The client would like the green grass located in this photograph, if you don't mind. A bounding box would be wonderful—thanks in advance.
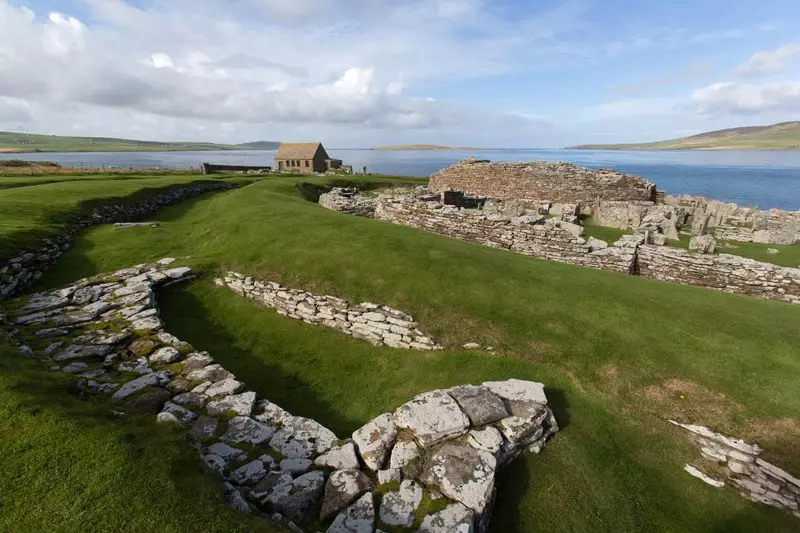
[0,130,279,153]
[716,240,800,268]
[570,121,800,150]
[0,334,279,532]
[3,174,800,531]
[580,215,631,243]
[0,174,244,262]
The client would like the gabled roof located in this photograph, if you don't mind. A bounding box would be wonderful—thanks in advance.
[275,142,327,160]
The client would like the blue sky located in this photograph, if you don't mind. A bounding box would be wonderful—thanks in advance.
[1,0,799,147]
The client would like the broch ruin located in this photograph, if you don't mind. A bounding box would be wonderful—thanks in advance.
[1,259,558,532]
[1,167,799,529]
[319,159,800,305]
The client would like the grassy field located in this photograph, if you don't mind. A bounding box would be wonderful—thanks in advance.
[716,240,800,268]
[4,174,797,531]
[0,131,279,153]
[570,121,800,150]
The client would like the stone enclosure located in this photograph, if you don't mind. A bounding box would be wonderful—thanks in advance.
[1,260,558,532]
[319,186,800,304]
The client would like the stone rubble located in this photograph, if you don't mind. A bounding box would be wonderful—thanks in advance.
[672,421,800,518]
[320,187,800,304]
[1,260,560,532]
[218,272,443,349]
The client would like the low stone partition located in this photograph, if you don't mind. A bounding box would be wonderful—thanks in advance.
[672,421,800,519]
[320,188,800,304]
[1,261,558,532]
[218,272,441,350]
[636,246,800,304]
[428,159,656,204]
[0,181,234,299]
[369,190,637,274]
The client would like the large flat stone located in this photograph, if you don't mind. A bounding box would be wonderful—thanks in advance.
[419,441,497,515]
[378,480,422,527]
[320,469,372,521]
[315,442,360,470]
[327,492,374,533]
[265,470,326,522]
[482,379,548,417]
[269,416,338,459]
[448,385,508,426]
[352,413,396,471]
[393,390,470,448]
[418,502,475,533]
[221,416,275,445]
[207,391,257,417]
[112,371,171,400]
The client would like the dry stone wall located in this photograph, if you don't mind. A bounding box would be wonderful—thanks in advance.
[636,246,800,304]
[1,261,558,532]
[673,421,800,519]
[320,188,800,304]
[218,272,441,350]
[0,181,234,299]
[428,159,656,204]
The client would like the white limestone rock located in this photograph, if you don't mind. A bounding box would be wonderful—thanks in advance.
[393,390,470,448]
[112,371,171,400]
[186,364,233,383]
[280,458,314,475]
[320,469,373,521]
[315,442,360,470]
[251,470,294,503]
[190,416,219,441]
[377,469,401,485]
[327,492,375,533]
[420,442,497,515]
[149,346,180,365]
[266,470,326,523]
[417,502,475,533]
[389,439,420,470]
[466,427,504,455]
[379,480,422,527]
[157,402,197,426]
[205,378,245,398]
[53,344,112,362]
[172,391,208,409]
[207,391,257,417]
[62,362,89,373]
[221,416,276,445]
[182,352,214,372]
[482,379,548,417]
[448,385,508,426]
[684,464,725,488]
[254,400,292,426]
[269,416,338,459]
[118,357,152,375]
[229,459,268,486]
[352,413,397,471]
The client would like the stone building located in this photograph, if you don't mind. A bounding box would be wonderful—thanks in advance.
[429,158,656,206]
[274,142,348,174]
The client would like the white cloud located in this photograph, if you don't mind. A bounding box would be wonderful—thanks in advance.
[736,43,800,78]
[689,81,800,115]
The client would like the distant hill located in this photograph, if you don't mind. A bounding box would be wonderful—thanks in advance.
[0,131,281,153]
[236,141,281,150]
[372,144,485,151]
[569,121,800,151]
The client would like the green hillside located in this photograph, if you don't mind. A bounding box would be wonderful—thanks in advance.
[0,131,280,153]
[570,121,800,150]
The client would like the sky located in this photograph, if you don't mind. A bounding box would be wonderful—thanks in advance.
[1,0,800,147]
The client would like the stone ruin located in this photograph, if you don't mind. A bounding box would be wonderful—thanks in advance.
[673,422,800,519]
[318,187,800,304]
[0,260,559,532]
[218,273,441,350]
[428,159,657,205]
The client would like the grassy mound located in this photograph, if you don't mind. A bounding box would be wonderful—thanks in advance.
[1,173,799,531]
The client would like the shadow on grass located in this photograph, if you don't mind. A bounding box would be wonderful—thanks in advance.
[157,282,362,436]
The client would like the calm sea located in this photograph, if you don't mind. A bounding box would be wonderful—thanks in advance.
[3,149,800,211]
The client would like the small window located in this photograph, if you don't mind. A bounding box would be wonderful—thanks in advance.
[305,160,310,167]
[296,160,300,167]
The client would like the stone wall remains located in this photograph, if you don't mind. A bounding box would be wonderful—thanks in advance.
[321,188,800,304]
[673,421,800,518]
[218,272,441,350]
[1,261,558,532]
[428,159,656,205]
[0,181,234,299]
[636,246,800,304]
